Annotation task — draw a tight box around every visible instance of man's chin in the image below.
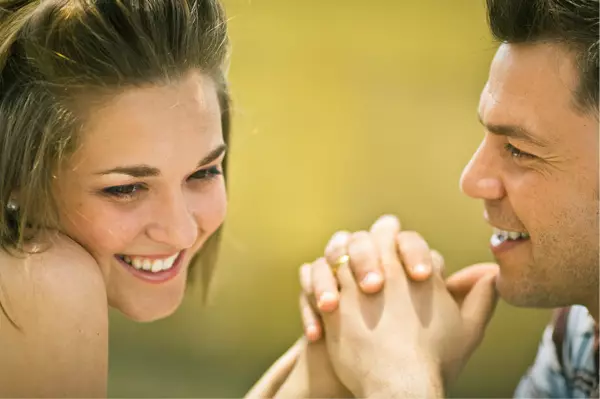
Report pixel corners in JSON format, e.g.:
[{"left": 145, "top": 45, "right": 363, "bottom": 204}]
[
  {"left": 494, "top": 271, "right": 527, "bottom": 306},
  {"left": 494, "top": 272, "right": 557, "bottom": 309}
]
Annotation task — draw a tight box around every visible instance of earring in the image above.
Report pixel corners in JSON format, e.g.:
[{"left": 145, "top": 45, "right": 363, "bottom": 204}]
[{"left": 6, "top": 199, "right": 18, "bottom": 212}]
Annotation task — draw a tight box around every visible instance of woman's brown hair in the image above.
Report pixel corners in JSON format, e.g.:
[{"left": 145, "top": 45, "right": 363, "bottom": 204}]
[{"left": 0, "top": 0, "right": 231, "bottom": 312}]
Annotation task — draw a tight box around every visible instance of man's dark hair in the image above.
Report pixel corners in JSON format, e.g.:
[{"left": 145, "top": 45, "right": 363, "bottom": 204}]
[{"left": 486, "top": 0, "right": 599, "bottom": 114}]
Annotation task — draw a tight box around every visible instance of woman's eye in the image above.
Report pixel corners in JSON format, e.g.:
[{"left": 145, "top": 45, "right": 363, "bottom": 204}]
[
  {"left": 100, "top": 167, "right": 221, "bottom": 199},
  {"left": 504, "top": 143, "right": 536, "bottom": 159},
  {"left": 188, "top": 166, "right": 222, "bottom": 181},
  {"left": 102, "top": 184, "right": 144, "bottom": 198}
]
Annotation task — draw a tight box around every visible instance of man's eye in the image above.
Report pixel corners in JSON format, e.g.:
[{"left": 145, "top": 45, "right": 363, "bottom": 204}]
[
  {"left": 102, "top": 184, "right": 144, "bottom": 198},
  {"left": 504, "top": 143, "right": 536, "bottom": 159}
]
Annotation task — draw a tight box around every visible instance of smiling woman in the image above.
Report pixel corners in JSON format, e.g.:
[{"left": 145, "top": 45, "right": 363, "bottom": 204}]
[{"left": 0, "top": 0, "right": 230, "bottom": 396}]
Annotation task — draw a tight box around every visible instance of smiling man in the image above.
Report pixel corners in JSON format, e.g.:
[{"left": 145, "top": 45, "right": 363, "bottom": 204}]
[
  {"left": 463, "top": 29, "right": 598, "bottom": 318},
  {"left": 459, "top": 0, "right": 599, "bottom": 395},
  {"left": 250, "top": 0, "right": 598, "bottom": 397},
  {"left": 318, "top": 0, "right": 599, "bottom": 395}
]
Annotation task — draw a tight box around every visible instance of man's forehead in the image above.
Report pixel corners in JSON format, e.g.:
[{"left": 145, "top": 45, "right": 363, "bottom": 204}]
[
  {"left": 489, "top": 43, "right": 578, "bottom": 109},
  {"left": 479, "top": 42, "right": 582, "bottom": 144}
]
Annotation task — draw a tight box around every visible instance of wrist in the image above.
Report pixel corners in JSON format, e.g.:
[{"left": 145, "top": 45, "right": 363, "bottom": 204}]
[{"left": 361, "top": 358, "right": 444, "bottom": 399}]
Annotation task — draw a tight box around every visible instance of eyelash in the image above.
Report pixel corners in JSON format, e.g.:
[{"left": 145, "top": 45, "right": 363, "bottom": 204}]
[
  {"left": 102, "top": 166, "right": 223, "bottom": 199},
  {"left": 504, "top": 143, "right": 536, "bottom": 160}
]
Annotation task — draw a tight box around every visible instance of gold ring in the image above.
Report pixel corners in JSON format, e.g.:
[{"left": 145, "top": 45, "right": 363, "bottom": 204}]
[{"left": 330, "top": 254, "right": 350, "bottom": 276}]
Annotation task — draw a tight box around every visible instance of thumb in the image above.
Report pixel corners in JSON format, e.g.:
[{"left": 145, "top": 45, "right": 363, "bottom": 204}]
[
  {"left": 460, "top": 272, "right": 499, "bottom": 338},
  {"left": 245, "top": 337, "right": 305, "bottom": 399},
  {"left": 446, "top": 263, "right": 499, "bottom": 305}
]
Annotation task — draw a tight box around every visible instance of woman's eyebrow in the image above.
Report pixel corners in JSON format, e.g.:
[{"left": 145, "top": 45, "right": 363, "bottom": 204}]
[{"left": 94, "top": 143, "right": 228, "bottom": 177}]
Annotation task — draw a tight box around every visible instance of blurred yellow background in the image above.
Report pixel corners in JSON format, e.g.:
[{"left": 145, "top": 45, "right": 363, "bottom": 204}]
[{"left": 108, "top": 0, "right": 551, "bottom": 397}]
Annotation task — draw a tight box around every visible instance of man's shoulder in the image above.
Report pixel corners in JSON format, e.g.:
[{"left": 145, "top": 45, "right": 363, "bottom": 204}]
[
  {"left": 514, "top": 306, "right": 598, "bottom": 399},
  {"left": 553, "top": 306, "right": 594, "bottom": 329},
  {"left": 551, "top": 305, "right": 598, "bottom": 397},
  {"left": 552, "top": 306, "right": 596, "bottom": 363}
]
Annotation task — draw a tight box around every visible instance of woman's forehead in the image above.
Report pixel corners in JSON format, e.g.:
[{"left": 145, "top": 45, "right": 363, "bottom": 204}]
[{"left": 68, "top": 74, "right": 223, "bottom": 174}]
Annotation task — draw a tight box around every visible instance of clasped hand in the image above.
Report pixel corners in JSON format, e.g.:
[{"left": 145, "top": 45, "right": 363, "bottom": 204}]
[{"left": 248, "top": 215, "right": 498, "bottom": 399}]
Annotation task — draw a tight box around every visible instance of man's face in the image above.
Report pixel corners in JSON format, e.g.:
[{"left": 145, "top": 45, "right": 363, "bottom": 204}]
[{"left": 460, "top": 42, "right": 598, "bottom": 309}]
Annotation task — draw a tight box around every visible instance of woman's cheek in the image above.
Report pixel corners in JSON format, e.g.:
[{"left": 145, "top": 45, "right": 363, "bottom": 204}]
[
  {"left": 63, "top": 202, "right": 142, "bottom": 254},
  {"left": 194, "top": 182, "right": 227, "bottom": 234}
]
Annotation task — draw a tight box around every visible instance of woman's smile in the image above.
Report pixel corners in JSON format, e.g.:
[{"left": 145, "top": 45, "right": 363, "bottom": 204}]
[{"left": 114, "top": 251, "right": 186, "bottom": 284}]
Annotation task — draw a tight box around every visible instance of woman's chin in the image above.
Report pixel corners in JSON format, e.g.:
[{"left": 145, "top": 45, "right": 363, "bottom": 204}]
[{"left": 109, "top": 292, "right": 185, "bottom": 323}]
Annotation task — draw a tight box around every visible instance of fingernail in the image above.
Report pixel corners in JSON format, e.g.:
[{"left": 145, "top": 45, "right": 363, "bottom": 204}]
[
  {"left": 306, "top": 325, "right": 320, "bottom": 341},
  {"left": 361, "top": 272, "right": 383, "bottom": 289},
  {"left": 413, "top": 263, "right": 430, "bottom": 276},
  {"left": 317, "top": 292, "right": 338, "bottom": 311}
]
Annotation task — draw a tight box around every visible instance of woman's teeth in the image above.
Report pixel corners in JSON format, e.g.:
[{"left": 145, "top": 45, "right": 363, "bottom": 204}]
[
  {"left": 490, "top": 228, "right": 530, "bottom": 247},
  {"left": 118, "top": 253, "right": 179, "bottom": 273}
]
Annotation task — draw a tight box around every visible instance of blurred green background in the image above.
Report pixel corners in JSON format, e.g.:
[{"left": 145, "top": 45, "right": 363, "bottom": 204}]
[{"left": 108, "top": 0, "right": 551, "bottom": 397}]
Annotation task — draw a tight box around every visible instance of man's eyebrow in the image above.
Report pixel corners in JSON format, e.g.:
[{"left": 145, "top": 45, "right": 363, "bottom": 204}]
[
  {"left": 95, "top": 143, "right": 228, "bottom": 177},
  {"left": 478, "top": 113, "right": 548, "bottom": 147}
]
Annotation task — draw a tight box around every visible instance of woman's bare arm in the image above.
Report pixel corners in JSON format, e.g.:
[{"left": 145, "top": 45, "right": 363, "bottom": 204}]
[{"left": 0, "top": 235, "right": 109, "bottom": 397}]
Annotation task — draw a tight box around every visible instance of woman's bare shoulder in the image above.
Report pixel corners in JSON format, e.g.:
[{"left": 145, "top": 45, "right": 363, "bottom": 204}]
[
  {"left": 0, "top": 233, "right": 108, "bottom": 397},
  {"left": 0, "top": 233, "right": 107, "bottom": 323}
]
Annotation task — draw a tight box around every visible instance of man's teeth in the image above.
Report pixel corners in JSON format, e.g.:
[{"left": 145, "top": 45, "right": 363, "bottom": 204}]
[
  {"left": 491, "top": 228, "right": 530, "bottom": 246},
  {"left": 119, "top": 253, "right": 179, "bottom": 272}
]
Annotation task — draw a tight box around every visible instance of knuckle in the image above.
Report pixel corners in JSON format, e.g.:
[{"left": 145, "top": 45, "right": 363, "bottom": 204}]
[
  {"left": 431, "top": 249, "right": 445, "bottom": 263},
  {"left": 326, "top": 231, "right": 351, "bottom": 251},
  {"left": 302, "top": 305, "right": 315, "bottom": 320},
  {"left": 397, "top": 231, "right": 428, "bottom": 252},
  {"left": 325, "top": 246, "right": 346, "bottom": 262},
  {"left": 350, "top": 231, "right": 375, "bottom": 250},
  {"left": 398, "top": 230, "right": 422, "bottom": 242},
  {"left": 373, "top": 214, "right": 400, "bottom": 230},
  {"left": 325, "top": 243, "right": 348, "bottom": 261},
  {"left": 349, "top": 230, "right": 369, "bottom": 243},
  {"left": 348, "top": 237, "right": 376, "bottom": 264},
  {"left": 299, "top": 293, "right": 308, "bottom": 307},
  {"left": 313, "top": 257, "right": 328, "bottom": 270},
  {"left": 332, "top": 230, "right": 351, "bottom": 240},
  {"left": 299, "top": 263, "right": 311, "bottom": 279},
  {"left": 312, "top": 262, "right": 336, "bottom": 288},
  {"left": 299, "top": 262, "right": 311, "bottom": 271}
]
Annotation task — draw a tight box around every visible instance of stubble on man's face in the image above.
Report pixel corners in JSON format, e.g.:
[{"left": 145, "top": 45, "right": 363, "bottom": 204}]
[{"left": 460, "top": 42, "right": 598, "bottom": 310}]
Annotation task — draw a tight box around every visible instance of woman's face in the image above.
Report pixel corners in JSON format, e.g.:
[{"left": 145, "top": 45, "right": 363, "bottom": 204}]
[{"left": 54, "top": 70, "right": 227, "bottom": 321}]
